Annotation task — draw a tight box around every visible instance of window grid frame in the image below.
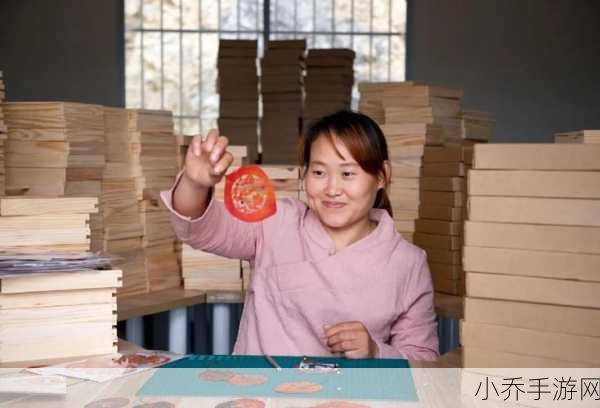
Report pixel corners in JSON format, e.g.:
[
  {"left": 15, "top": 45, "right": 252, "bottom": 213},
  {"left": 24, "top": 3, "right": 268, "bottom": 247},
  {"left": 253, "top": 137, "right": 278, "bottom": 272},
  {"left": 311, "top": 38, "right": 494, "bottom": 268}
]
[{"left": 125, "top": 0, "right": 405, "bottom": 134}]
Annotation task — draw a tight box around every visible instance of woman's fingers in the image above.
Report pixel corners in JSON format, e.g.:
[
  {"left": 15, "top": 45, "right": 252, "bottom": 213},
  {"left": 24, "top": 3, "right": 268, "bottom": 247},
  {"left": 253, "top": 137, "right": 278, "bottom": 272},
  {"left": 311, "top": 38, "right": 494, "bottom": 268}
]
[
  {"left": 190, "top": 134, "right": 203, "bottom": 157},
  {"left": 201, "top": 129, "right": 220, "bottom": 155},
  {"left": 209, "top": 135, "right": 230, "bottom": 164},
  {"left": 211, "top": 151, "right": 234, "bottom": 176}
]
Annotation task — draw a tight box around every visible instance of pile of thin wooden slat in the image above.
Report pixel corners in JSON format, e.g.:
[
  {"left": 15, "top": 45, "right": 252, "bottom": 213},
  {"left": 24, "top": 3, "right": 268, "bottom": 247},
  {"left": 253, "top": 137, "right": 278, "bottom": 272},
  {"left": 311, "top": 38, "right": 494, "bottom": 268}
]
[
  {"left": 101, "top": 107, "right": 146, "bottom": 297},
  {"left": 0, "top": 196, "right": 121, "bottom": 363},
  {"left": 3, "top": 102, "right": 107, "bottom": 250},
  {"left": 127, "top": 109, "right": 181, "bottom": 292}
]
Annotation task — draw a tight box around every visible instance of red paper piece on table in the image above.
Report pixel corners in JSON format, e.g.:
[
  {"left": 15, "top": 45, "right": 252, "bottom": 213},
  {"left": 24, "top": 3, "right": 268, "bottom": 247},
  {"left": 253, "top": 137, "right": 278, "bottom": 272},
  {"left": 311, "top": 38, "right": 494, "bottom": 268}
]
[{"left": 224, "top": 165, "right": 277, "bottom": 222}]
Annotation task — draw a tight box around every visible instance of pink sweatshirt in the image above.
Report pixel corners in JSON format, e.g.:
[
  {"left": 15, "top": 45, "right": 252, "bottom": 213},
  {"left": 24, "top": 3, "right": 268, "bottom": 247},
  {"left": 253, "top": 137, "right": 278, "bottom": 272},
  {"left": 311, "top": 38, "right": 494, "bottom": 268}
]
[{"left": 161, "top": 183, "right": 439, "bottom": 361}]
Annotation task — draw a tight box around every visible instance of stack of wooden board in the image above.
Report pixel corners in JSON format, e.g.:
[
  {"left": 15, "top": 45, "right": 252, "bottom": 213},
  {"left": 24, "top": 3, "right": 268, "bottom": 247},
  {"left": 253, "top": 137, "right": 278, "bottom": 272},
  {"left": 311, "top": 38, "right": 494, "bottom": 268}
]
[
  {"left": 127, "top": 109, "right": 181, "bottom": 292},
  {"left": 459, "top": 110, "right": 495, "bottom": 143},
  {"left": 359, "top": 82, "right": 463, "bottom": 243},
  {"left": 413, "top": 145, "right": 474, "bottom": 296},
  {"left": 0, "top": 71, "right": 6, "bottom": 195},
  {"left": 304, "top": 49, "right": 355, "bottom": 126},
  {"left": 462, "top": 143, "right": 600, "bottom": 367},
  {"left": 382, "top": 83, "right": 463, "bottom": 142},
  {"left": 0, "top": 196, "right": 97, "bottom": 254},
  {"left": 101, "top": 107, "right": 146, "bottom": 297},
  {"left": 175, "top": 134, "right": 193, "bottom": 169},
  {"left": 260, "top": 40, "right": 305, "bottom": 164},
  {"left": 182, "top": 244, "right": 242, "bottom": 291},
  {"left": 217, "top": 40, "right": 259, "bottom": 163},
  {"left": 3, "top": 102, "right": 106, "bottom": 196},
  {"left": 554, "top": 129, "right": 600, "bottom": 144},
  {"left": 0, "top": 268, "right": 121, "bottom": 363},
  {"left": 3, "top": 102, "right": 107, "bottom": 251},
  {"left": 357, "top": 82, "right": 398, "bottom": 124}
]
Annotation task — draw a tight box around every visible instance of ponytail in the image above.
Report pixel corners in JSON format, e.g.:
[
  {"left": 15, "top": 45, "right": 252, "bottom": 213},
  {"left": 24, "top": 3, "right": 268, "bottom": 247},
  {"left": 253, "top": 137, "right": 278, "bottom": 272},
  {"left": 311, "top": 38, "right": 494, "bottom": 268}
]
[{"left": 374, "top": 187, "right": 393, "bottom": 218}]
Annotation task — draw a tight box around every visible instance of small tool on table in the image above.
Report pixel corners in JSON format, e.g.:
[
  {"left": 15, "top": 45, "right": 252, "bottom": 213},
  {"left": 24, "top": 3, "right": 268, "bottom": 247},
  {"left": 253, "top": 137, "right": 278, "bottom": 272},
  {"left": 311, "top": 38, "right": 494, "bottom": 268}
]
[{"left": 265, "top": 354, "right": 282, "bottom": 371}]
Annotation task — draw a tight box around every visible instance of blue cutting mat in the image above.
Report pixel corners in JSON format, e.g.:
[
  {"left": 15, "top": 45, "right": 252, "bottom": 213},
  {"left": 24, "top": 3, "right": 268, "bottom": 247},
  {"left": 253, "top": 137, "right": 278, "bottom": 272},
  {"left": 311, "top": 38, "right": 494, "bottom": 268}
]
[{"left": 138, "top": 354, "right": 418, "bottom": 401}]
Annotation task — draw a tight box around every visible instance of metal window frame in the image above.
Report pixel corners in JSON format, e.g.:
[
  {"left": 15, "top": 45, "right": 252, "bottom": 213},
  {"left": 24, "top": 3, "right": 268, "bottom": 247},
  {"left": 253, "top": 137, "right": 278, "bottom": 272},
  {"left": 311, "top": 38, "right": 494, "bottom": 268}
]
[{"left": 126, "top": 0, "right": 405, "bottom": 134}]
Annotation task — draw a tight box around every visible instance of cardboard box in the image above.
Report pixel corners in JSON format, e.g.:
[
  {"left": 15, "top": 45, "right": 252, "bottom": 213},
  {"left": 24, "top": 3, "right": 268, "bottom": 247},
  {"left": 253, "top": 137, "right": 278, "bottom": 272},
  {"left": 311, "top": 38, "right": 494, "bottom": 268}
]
[
  {"left": 393, "top": 219, "right": 415, "bottom": 233},
  {"left": 419, "top": 205, "right": 463, "bottom": 221},
  {"left": 461, "top": 321, "right": 600, "bottom": 365},
  {"left": 466, "top": 272, "right": 600, "bottom": 309},
  {"left": 463, "top": 346, "right": 594, "bottom": 368},
  {"left": 423, "top": 145, "right": 470, "bottom": 163},
  {"left": 467, "top": 196, "right": 600, "bottom": 226},
  {"left": 422, "top": 162, "right": 465, "bottom": 177},
  {"left": 432, "top": 274, "right": 464, "bottom": 296},
  {"left": 463, "top": 246, "right": 600, "bottom": 282},
  {"left": 421, "top": 191, "right": 464, "bottom": 207},
  {"left": 465, "top": 297, "right": 600, "bottom": 337},
  {"left": 554, "top": 129, "right": 600, "bottom": 144},
  {"left": 429, "top": 262, "right": 463, "bottom": 280},
  {"left": 420, "top": 177, "right": 464, "bottom": 192},
  {"left": 423, "top": 248, "right": 461, "bottom": 264},
  {"left": 414, "top": 232, "right": 462, "bottom": 250},
  {"left": 415, "top": 219, "right": 462, "bottom": 236},
  {"left": 464, "top": 221, "right": 600, "bottom": 254},
  {"left": 388, "top": 144, "right": 424, "bottom": 159},
  {"left": 468, "top": 170, "right": 600, "bottom": 198},
  {"left": 391, "top": 209, "right": 419, "bottom": 220},
  {"left": 472, "top": 143, "right": 600, "bottom": 170}
]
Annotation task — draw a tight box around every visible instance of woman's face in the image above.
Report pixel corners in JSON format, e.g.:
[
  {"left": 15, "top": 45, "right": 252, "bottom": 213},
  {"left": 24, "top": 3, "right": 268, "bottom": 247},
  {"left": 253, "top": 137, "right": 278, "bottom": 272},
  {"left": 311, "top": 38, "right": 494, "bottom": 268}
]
[{"left": 304, "top": 135, "right": 384, "bottom": 233}]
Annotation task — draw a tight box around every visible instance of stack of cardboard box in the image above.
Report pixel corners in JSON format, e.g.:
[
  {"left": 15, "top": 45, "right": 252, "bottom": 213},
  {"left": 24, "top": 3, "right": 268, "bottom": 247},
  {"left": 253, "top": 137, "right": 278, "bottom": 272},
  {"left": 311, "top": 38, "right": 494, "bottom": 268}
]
[
  {"left": 359, "top": 82, "right": 463, "bottom": 243},
  {"left": 260, "top": 40, "right": 305, "bottom": 164},
  {"left": 304, "top": 49, "right": 354, "bottom": 126},
  {"left": 413, "top": 145, "right": 473, "bottom": 296},
  {"left": 554, "top": 129, "right": 600, "bottom": 144},
  {"left": 217, "top": 40, "right": 259, "bottom": 163},
  {"left": 462, "top": 143, "right": 600, "bottom": 367}
]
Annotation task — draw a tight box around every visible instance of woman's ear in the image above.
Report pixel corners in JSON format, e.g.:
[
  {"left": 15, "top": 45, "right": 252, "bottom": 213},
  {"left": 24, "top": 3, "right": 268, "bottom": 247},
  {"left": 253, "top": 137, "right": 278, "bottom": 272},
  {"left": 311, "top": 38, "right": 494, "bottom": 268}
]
[{"left": 378, "top": 160, "right": 392, "bottom": 189}]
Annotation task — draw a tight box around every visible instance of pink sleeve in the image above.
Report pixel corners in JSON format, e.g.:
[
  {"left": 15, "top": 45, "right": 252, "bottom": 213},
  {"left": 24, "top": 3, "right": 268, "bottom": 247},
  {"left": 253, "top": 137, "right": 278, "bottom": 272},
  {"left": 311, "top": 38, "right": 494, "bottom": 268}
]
[
  {"left": 160, "top": 171, "right": 260, "bottom": 261},
  {"left": 375, "top": 254, "right": 440, "bottom": 361}
]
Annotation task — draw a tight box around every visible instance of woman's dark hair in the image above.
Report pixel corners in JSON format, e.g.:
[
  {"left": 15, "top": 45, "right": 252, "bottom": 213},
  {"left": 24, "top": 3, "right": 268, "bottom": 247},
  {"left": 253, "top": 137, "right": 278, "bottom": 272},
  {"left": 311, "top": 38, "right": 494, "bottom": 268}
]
[{"left": 298, "top": 110, "right": 393, "bottom": 217}]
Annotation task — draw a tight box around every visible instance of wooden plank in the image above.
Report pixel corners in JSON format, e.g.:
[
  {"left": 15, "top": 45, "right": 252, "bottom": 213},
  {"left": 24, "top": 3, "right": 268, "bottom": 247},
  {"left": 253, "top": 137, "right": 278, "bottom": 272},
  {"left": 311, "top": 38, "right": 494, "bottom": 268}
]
[
  {"left": 0, "top": 197, "right": 97, "bottom": 216},
  {"left": 0, "top": 288, "right": 115, "bottom": 309},
  {"left": 0, "top": 214, "right": 89, "bottom": 230},
  {"left": 473, "top": 143, "right": 600, "bottom": 170},
  {"left": 117, "top": 287, "right": 206, "bottom": 321},
  {"left": 0, "top": 270, "right": 122, "bottom": 294}
]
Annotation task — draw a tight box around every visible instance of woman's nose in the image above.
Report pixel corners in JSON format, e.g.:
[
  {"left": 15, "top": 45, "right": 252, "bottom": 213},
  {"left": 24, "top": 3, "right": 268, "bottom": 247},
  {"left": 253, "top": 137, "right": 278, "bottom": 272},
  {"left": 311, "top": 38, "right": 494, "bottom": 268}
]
[{"left": 325, "top": 176, "right": 342, "bottom": 196}]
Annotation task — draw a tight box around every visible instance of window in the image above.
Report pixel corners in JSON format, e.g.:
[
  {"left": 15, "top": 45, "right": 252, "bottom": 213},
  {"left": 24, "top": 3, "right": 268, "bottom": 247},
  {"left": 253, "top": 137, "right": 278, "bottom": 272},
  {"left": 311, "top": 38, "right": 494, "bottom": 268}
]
[{"left": 125, "top": 0, "right": 406, "bottom": 134}]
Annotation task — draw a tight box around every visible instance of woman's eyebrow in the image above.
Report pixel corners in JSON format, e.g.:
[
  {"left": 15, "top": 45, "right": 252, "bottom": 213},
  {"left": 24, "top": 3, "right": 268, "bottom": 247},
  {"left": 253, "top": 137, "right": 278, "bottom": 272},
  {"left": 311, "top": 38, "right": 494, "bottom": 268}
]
[{"left": 310, "top": 160, "right": 359, "bottom": 167}]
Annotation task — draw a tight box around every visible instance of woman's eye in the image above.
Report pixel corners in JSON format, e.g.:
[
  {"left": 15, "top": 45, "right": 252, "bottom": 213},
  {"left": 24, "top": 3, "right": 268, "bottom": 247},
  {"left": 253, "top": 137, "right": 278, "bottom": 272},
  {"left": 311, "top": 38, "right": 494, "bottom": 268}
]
[
  {"left": 342, "top": 172, "right": 355, "bottom": 177},
  {"left": 312, "top": 170, "right": 324, "bottom": 176}
]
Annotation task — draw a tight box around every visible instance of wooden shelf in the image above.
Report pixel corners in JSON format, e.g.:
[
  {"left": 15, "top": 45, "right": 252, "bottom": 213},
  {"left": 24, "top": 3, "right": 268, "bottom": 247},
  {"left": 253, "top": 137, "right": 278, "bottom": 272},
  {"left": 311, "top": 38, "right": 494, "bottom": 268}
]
[
  {"left": 117, "top": 287, "right": 207, "bottom": 321},
  {"left": 206, "top": 289, "right": 244, "bottom": 304},
  {"left": 434, "top": 292, "right": 463, "bottom": 320}
]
